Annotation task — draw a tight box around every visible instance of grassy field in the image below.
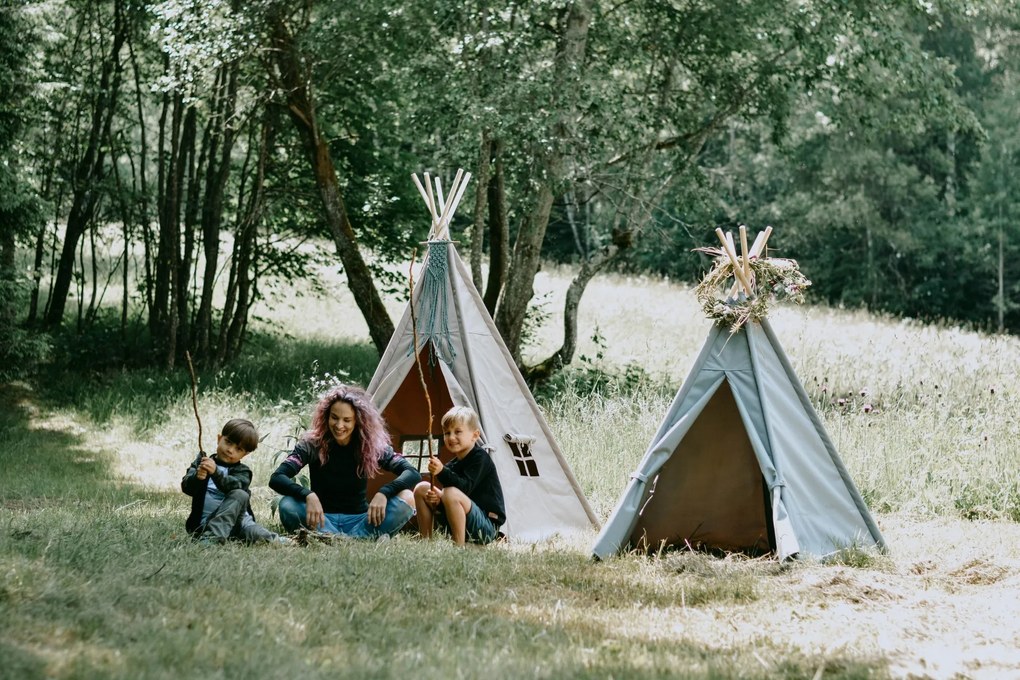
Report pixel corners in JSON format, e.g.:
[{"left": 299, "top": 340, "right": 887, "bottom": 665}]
[{"left": 3, "top": 260, "right": 1020, "bottom": 679}]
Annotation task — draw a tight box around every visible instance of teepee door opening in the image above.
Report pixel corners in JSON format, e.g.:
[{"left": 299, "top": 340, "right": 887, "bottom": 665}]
[
  {"left": 367, "top": 339, "right": 457, "bottom": 499},
  {"left": 630, "top": 380, "right": 774, "bottom": 555}
]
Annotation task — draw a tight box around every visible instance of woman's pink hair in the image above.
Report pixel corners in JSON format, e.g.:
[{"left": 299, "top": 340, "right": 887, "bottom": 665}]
[{"left": 305, "top": 385, "right": 389, "bottom": 477}]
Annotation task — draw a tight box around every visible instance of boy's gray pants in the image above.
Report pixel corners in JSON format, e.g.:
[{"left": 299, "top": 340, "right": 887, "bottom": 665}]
[{"left": 202, "top": 489, "right": 279, "bottom": 543}]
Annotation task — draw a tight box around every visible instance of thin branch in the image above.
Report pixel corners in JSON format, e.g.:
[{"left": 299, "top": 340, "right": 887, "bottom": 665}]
[
  {"left": 185, "top": 350, "right": 204, "bottom": 455},
  {"left": 407, "top": 249, "right": 435, "bottom": 490}
]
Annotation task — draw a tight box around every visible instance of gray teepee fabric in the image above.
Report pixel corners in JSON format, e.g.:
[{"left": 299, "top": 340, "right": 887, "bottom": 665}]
[
  {"left": 592, "top": 319, "right": 884, "bottom": 560},
  {"left": 368, "top": 240, "right": 598, "bottom": 542}
]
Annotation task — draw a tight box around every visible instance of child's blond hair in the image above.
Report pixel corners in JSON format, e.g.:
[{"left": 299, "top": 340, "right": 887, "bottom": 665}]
[{"left": 441, "top": 405, "right": 481, "bottom": 433}]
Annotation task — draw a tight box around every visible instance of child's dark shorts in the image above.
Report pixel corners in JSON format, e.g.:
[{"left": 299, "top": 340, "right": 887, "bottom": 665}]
[{"left": 437, "top": 500, "right": 500, "bottom": 544}]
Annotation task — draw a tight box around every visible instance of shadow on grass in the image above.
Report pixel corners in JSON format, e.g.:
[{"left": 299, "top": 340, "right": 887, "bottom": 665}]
[
  {"left": 0, "top": 382, "right": 134, "bottom": 505},
  {"left": 34, "top": 329, "right": 381, "bottom": 432}
]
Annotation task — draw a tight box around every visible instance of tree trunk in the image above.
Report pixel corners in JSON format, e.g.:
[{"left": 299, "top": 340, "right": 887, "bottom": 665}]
[
  {"left": 493, "top": 0, "right": 592, "bottom": 363},
  {"left": 998, "top": 225, "right": 1004, "bottom": 334},
  {"left": 1, "top": 227, "right": 15, "bottom": 331},
  {"left": 152, "top": 93, "right": 195, "bottom": 368},
  {"left": 483, "top": 139, "right": 508, "bottom": 317},
  {"left": 127, "top": 32, "right": 153, "bottom": 317},
  {"left": 268, "top": 12, "right": 393, "bottom": 354},
  {"left": 219, "top": 106, "right": 274, "bottom": 365},
  {"left": 28, "top": 118, "right": 66, "bottom": 326},
  {"left": 470, "top": 130, "right": 491, "bottom": 293},
  {"left": 44, "top": 0, "right": 127, "bottom": 327},
  {"left": 525, "top": 249, "right": 617, "bottom": 383},
  {"left": 527, "top": 52, "right": 678, "bottom": 380},
  {"left": 179, "top": 102, "right": 206, "bottom": 357},
  {"left": 151, "top": 83, "right": 172, "bottom": 341},
  {"left": 565, "top": 190, "right": 586, "bottom": 259},
  {"left": 195, "top": 63, "right": 238, "bottom": 360},
  {"left": 27, "top": 221, "right": 47, "bottom": 324}
]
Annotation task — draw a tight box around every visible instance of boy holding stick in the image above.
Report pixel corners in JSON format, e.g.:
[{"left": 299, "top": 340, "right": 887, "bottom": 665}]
[{"left": 181, "top": 418, "right": 289, "bottom": 545}]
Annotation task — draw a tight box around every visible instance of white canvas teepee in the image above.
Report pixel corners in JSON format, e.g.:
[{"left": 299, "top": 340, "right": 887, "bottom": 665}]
[
  {"left": 367, "top": 170, "right": 598, "bottom": 542},
  {"left": 592, "top": 227, "right": 885, "bottom": 560}
]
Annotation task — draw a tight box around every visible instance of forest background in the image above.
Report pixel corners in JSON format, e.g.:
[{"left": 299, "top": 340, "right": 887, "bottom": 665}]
[{"left": 2, "top": 0, "right": 1020, "bottom": 379}]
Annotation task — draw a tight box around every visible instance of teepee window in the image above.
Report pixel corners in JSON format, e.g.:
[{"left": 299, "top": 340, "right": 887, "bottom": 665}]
[
  {"left": 399, "top": 436, "right": 439, "bottom": 473},
  {"left": 504, "top": 433, "right": 539, "bottom": 477}
]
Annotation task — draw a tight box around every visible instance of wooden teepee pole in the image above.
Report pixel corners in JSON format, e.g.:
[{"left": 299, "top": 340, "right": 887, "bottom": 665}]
[
  {"left": 726, "top": 226, "right": 774, "bottom": 299},
  {"left": 715, "top": 228, "right": 753, "bottom": 296},
  {"left": 739, "top": 225, "right": 751, "bottom": 283}
]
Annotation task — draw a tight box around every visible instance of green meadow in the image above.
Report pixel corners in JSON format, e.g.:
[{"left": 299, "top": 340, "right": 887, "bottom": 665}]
[{"left": 3, "top": 262, "right": 1020, "bottom": 679}]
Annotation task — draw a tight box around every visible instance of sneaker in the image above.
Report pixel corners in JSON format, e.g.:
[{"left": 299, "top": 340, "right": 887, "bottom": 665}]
[
  {"left": 274, "top": 535, "right": 295, "bottom": 545},
  {"left": 376, "top": 533, "right": 392, "bottom": 544}
]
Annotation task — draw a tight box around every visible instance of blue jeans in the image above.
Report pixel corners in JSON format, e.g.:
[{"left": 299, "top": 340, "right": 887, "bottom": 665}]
[
  {"left": 277, "top": 495, "right": 414, "bottom": 539},
  {"left": 199, "top": 489, "right": 279, "bottom": 544}
]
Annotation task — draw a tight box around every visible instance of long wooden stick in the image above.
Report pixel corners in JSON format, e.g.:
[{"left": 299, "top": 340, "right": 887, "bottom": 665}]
[
  {"left": 434, "top": 170, "right": 462, "bottom": 238},
  {"left": 446, "top": 168, "right": 464, "bottom": 213},
  {"left": 184, "top": 351, "right": 205, "bottom": 456},
  {"left": 407, "top": 249, "right": 435, "bottom": 490},
  {"left": 756, "top": 226, "right": 773, "bottom": 256},
  {"left": 435, "top": 177, "right": 446, "bottom": 220},
  {"left": 412, "top": 173, "right": 431, "bottom": 211},
  {"left": 432, "top": 170, "right": 462, "bottom": 240},
  {"left": 423, "top": 172, "right": 440, "bottom": 228}
]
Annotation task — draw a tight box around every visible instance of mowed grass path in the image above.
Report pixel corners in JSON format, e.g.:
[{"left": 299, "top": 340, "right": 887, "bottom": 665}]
[{"left": 3, "top": 263, "right": 1020, "bottom": 679}]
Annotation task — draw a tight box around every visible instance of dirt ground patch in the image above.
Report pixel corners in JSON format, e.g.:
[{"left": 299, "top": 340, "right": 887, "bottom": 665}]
[
  {"left": 855, "top": 514, "right": 1020, "bottom": 678},
  {"left": 680, "top": 514, "right": 1020, "bottom": 678}
]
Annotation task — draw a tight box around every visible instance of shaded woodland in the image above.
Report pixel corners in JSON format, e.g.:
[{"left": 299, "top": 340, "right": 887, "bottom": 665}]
[{"left": 2, "top": 0, "right": 1020, "bottom": 380}]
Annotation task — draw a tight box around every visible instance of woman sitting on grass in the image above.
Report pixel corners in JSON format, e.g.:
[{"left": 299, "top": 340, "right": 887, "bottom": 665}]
[{"left": 270, "top": 385, "right": 420, "bottom": 540}]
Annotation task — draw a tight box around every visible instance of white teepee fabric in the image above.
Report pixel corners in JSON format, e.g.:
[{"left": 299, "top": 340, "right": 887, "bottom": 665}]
[{"left": 368, "top": 240, "right": 598, "bottom": 542}]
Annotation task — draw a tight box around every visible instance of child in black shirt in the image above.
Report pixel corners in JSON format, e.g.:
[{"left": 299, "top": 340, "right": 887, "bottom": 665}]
[{"left": 413, "top": 406, "right": 506, "bottom": 545}]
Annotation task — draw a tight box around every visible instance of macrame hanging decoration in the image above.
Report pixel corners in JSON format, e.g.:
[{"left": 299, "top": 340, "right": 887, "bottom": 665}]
[{"left": 413, "top": 240, "right": 457, "bottom": 366}]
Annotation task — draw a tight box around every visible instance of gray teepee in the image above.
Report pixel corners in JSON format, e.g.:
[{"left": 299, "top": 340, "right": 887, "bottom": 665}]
[
  {"left": 592, "top": 227, "right": 884, "bottom": 560},
  {"left": 367, "top": 170, "right": 598, "bottom": 542}
]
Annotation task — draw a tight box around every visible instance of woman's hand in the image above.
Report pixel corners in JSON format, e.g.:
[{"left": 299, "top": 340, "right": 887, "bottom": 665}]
[
  {"left": 305, "top": 492, "right": 325, "bottom": 530},
  {"left": 367, "top": 492, "right": 387, "bottom": 526},
  {"left": 425, "top": 488, "right": 441, "bottom": 509}
]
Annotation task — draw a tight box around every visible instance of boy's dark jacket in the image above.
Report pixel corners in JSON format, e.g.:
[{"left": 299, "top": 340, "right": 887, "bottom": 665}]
[
  {"left": 436, "top": 443, "right": 507, "bottom": 526},
  {"left": 181, "top": 455, "right": 256, "bottom": 534}
]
